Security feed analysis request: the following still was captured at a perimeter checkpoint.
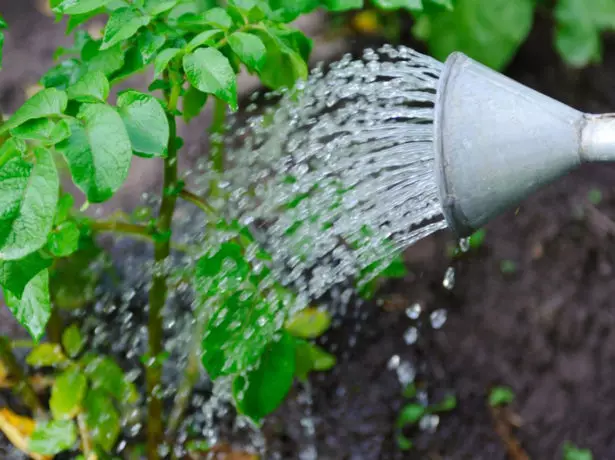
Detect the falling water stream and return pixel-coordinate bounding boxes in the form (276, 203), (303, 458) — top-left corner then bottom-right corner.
(44, 45), (452, 459)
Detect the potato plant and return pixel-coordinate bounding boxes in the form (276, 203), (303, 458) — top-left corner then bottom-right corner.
(0, 0), (415, 458)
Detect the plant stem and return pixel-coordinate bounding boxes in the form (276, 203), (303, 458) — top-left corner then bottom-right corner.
(209, 97), (227, 196)
(179, 189), (216, 217)
(77, 413), (95, 460)
(146, 78), (181, 460)
(0, 337), (45, 418)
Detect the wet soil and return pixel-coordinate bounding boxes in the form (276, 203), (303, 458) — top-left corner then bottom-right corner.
(3, 3), (615, 460)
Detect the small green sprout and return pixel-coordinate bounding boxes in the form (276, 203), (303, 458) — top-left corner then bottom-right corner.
(488, 386), (515, 407)
(563, 441), (593, 460)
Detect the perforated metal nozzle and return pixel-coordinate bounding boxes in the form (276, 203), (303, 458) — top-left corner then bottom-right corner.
(434, 52), (615, 236)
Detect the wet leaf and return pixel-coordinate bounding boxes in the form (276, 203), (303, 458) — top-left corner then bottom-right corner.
(117, 90), (169, 158)
(202, 7), (233, 29)
(54, 0), (114, 15)
(183, 85), (208, 123)
(83, 355), (138, 403)
(6, 269), (52, 341)
(50, 366), (87, 420)
(285, 307), (331, 339)
(373, 0), (422, 10)
(233, 332), (296, 422)
(10, 118), (71, 146)
(137, 30), (166, 64)
(252, 25), (311, 89)
(1, 88), (67, 133)
(101, 7), (151, 50)
(82, 42), (126, 76)
(56, 103), (132, 203)
(397, 403), (425, 428)
(29, 420), (77, 455)
(27, 343), (67, 367)
(0, 409), (50, 460)
(228, 32), (267, 72)
(67, 71), (109, 102)
(431, 394), (457, 413)
(144, 0), (179, 15)
(185, 29), (224, 53)
(154, 47), (182, 77)
(83, 388), (121, 452)
(62, 324), (84, 358)
(0, 252), (51, 299)
(0, 148), (59, 261)
(183, 47), (237, 110)
(294, 340), (335, 381)
(48, 221), (80, 257)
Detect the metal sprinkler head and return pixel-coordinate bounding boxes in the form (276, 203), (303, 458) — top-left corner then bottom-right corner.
(434, 52), (615, 236)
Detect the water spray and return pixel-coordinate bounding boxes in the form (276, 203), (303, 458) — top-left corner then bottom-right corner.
(435, 52), (615, 236)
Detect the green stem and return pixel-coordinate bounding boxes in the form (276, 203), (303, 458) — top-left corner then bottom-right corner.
(209, 97), (227, 196)
(77, 413), (95, 459)
(0, 337), (45, 418)
(146, 78), (181, 460)
(179, 189), (216, 217)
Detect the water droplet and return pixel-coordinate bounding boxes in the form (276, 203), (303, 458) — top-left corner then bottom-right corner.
(430, 309), (447, 329)
(442, 266), (455, 290)
(404, 327), (418, 345)
(388, 354), (401, 370)
(405, 303), (421, 320)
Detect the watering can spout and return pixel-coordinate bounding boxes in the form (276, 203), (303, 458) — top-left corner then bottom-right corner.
(434, 52), (615, 237)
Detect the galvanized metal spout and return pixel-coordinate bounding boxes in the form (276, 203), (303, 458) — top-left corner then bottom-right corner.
(434, 52), (615, 237)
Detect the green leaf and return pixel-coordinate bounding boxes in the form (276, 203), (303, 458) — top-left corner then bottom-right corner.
(144, 0), (179, 15)
(2, 88), (68, 133)
(233, 332), (296, 422)
(50, 366), (87, 420)
(0, 148), (59, 261)
(253, 25), (311, 89)
(554, 0), (615, 67)
(267, 0), (318, 22)
(380, 255), (408, 278)
(48, 221), (80, 257)
(202, 7), (233, 29)
(54, 0), (113, 14)
(294, 340), (335, 381)
(431, 394), (457, 413)
(154, 47), (182, 77)
(26, 342), (67, 367)
(83, 388), (121, 452)
(137, 30), (166, 64)
(0, 252), (51, 299)
(488, 386), (515, 407)
(468, 228), (486, 249)
(185, 29), (224, 53)
(228, 32), (267, 72)
(82, 42), (126, 76)
(414, 0), (534, 70)
(101, 7), (151, 50)
(56, 103), (132, 203)
(41, 59), (82, 90)
(182, 85), (208, 123)
(310, 343), (336, 371)
(0, 15), (6, 70)
(397, 403), (425, 428)
(285, 307), (331, 339)
(29, 420), (77, 455)
(10, 118), (71, 146)
(83, 355), (138, 403)
(373, 0), (422, 10)
(62, 324), (84, 358)
(116, 90), (169, 158)
(563, 442), (593, 460)
(67, 71), (109, 102)
(183, 48), (238, 110)
(322, 0), (363, 11)
(54, 194), (74, 225)
(5, 269), (51, 341)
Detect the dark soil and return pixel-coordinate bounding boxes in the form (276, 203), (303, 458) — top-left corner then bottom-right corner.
(3, 3), (615, 460)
